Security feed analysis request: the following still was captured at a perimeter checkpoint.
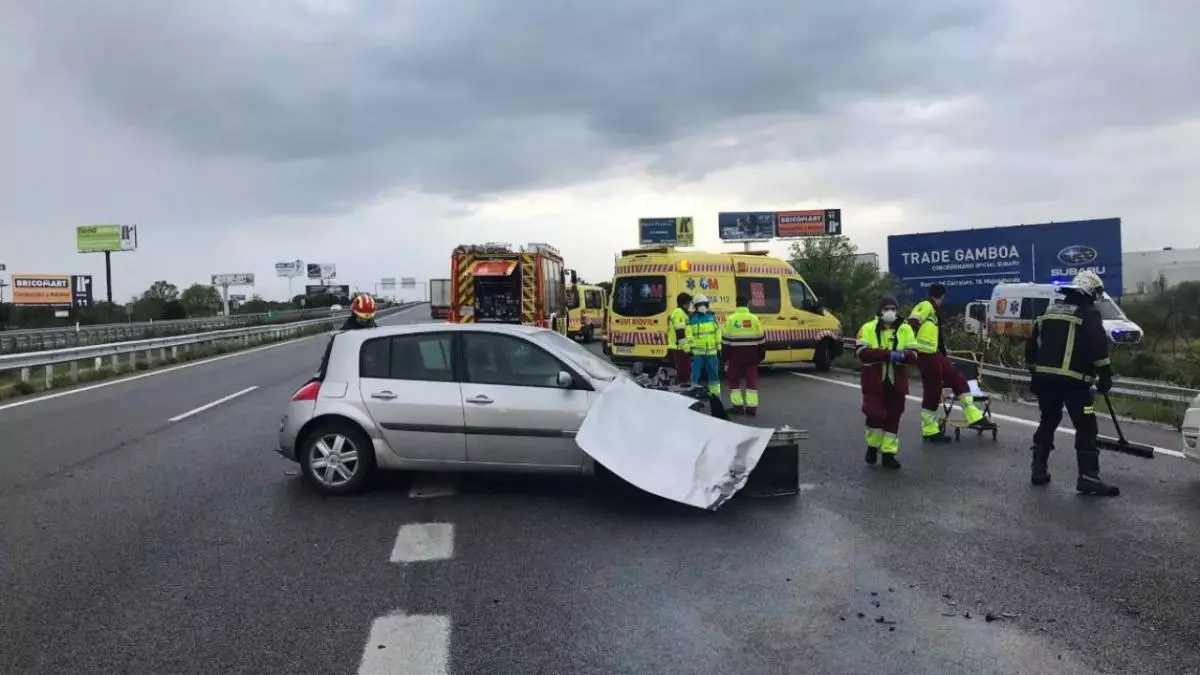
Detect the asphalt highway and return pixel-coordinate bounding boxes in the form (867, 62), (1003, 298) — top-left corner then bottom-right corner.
(2, 309), (1198, 675)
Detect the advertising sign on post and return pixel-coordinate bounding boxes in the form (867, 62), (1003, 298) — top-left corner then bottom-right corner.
(638, 217), (694, 246)
(400, 277), (417, 289)
(306, 263), (322, 279)
(12, 274), (93, 308)
(305, 284), (350, 299)
(211, 273), (255, 287)
(775, 209), (842, 238)
(718, 212), (776, 241)
(320, 263), (336, 279)
(76, 225), (137, 253)
(229, 294), (247, 302)
(275, 260), (304, 277)
(886, 218), (1123, 304)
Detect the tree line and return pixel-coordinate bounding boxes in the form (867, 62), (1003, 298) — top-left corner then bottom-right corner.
(0, 280), (351, 330)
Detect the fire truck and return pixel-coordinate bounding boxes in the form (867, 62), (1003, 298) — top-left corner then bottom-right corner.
(449, 242), (577, 331)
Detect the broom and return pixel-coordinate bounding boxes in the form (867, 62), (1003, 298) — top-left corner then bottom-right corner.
(1095, 393), (1157, 459)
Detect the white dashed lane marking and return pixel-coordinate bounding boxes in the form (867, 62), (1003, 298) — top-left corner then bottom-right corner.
(789, 371), (1188, 459)
(357, 611), (450, 675)
(167, 386), (258, 422)
(390, 522), (455, 563)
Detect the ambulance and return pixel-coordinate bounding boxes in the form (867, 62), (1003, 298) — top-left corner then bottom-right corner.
(565, 283), (607, 343)
(965, 282), (1144, 345)
(606, 246), (843, 370)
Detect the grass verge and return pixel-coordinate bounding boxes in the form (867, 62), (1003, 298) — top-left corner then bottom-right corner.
(830, 353), (1186, 428)
(0, 322), (334, 403)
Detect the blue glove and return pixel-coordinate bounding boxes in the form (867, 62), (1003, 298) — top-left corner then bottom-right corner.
(890, 351), (907, 362)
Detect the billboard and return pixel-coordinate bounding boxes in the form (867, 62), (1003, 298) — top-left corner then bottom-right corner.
(275, 260), (304, 277)
(229, 294), (247, 302)
(306, 263), (336, 279)
(776, 209), (842, 238)
(212, 273), (255, 286)
(305, 284), (350, 299)
(718, 212), (775, 241)
(887, 218), (1123, 304)
(12, 274), (94, 308)
(638, 217), (694, 246)
(77, 225), (137, 253)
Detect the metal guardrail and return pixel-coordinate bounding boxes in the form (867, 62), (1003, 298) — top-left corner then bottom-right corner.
(0, 303), (420, 389)
(839, 337), (1198, 404)
(0, 307), (347, 354)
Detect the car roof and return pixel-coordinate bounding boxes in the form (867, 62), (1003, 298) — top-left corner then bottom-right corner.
(341, 322), (548, 341)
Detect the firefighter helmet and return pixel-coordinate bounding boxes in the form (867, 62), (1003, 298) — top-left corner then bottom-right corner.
(351, 293), (377, 320)
(1070, 270), (1104, 298)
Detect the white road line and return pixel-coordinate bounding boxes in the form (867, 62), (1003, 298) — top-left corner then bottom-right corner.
(0, 303), (427, 414)
(357, 611), (450, 675)
(788, 371), (1188, 459)
(390, 522), (455, 563)
(408, 473), (459, 499)
(167, 386), (259, 422)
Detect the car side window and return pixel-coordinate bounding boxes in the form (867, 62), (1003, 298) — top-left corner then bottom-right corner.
(786, 278), (818, 311)
(735, 276), (782, 314)
(359, 334), (455, 382)
(462, 333), (567, 388)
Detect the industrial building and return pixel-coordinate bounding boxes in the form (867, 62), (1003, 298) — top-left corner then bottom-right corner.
(1122, 247), (1200, 296)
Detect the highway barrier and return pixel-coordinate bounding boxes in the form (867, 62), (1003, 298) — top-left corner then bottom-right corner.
(0, 303), (422, 393)
(839, 337), (1198, 404)
(0, 307), (353, 354)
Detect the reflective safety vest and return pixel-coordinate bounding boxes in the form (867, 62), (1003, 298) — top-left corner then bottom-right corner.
(721, 306), (764, 349)
(856, 318), (917, 385)
(668, 307), (690, 350)
(686, 313), (722, 356)
(908, 299), (941, 354)
(1027, 300), (1112, 382)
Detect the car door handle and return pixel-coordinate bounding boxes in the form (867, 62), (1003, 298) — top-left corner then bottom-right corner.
(466, 395), (493, 405)
(370, 391), (397, 400)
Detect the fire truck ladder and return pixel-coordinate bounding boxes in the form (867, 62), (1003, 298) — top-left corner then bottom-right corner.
(520, 253), (536, 325)
(455, 252), (475, 323)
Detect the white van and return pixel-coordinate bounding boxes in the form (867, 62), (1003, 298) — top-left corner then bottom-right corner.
(963, 282), (1143, 345)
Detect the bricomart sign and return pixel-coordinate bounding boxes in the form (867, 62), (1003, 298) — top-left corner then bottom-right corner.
(886, 218), (1123, 304)
(12, 274), (95, 308)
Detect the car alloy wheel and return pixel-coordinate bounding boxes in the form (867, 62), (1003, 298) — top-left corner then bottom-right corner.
(307, 432), (361, 488)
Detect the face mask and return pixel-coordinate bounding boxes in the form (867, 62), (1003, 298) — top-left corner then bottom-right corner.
(696, 306), (709, 314)
(881, 310), (897, 323)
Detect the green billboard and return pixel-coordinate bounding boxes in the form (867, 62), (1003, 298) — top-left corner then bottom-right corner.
(77, 225), (137, 253)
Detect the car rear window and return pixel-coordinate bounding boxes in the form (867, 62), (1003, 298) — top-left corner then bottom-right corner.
(613, 275), (667, 317)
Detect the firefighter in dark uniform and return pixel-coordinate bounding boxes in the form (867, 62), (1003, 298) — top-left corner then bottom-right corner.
(1025, 270), (1119, 496)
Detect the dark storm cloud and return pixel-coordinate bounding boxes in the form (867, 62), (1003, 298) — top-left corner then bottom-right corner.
(11, 0), (998, 205)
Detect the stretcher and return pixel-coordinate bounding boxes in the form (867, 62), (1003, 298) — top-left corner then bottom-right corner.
(937, 351), (999, 441)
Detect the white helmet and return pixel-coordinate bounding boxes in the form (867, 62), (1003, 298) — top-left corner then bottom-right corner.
(1070, 270), (1104, 298)
(692, 294), (710, 306)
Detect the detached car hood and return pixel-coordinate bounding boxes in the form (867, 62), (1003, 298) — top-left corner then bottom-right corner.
(575, 377), (776, 510)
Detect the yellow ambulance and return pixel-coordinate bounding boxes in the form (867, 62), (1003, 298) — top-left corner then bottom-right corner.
(606, 246), (843, 370)
(565, 283), (607, 342)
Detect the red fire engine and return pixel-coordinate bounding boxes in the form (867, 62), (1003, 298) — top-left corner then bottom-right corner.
(450, 242), (577, 329)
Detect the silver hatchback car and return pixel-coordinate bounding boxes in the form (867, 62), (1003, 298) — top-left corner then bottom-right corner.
(278, 322), (629, 495)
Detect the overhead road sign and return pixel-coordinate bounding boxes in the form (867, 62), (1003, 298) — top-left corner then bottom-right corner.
(718, 212), (775, 241)
(77, 225), (137, 253)
(380, 277), (397, 290)
(886, 217), (1123, 304)
(776, 209), (842, 237)
(400, 277), (417, 289)
(638, 217), (694, 246)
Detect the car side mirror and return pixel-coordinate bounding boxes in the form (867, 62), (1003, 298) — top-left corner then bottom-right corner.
(812, 298), (825, 314)
(556, 371), (575, 388)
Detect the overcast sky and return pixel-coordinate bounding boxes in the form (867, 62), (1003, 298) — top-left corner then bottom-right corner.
(2, 0), (1197, 301)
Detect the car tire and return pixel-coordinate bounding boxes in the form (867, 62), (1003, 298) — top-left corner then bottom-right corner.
(299, 422), (376, 495)
(813, 340), (833, 372)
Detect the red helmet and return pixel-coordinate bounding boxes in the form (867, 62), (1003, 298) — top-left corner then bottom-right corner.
(351, 293), (377, 320)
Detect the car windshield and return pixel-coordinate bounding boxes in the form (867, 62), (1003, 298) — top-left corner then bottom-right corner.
(529, 330), (622, 381)
(1095, 296), (1128, 321)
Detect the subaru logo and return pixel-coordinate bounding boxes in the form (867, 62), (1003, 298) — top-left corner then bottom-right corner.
(1057, 245), (1097, 265)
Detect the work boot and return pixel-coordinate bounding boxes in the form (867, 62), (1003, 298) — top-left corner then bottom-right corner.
(970, 417), (997, 430)
(865, 446), (878, 465)
(1030, 445), (1052, 485)
(881, 454), (901, 470)
(923, 433), (952, 443)
(728, 405), (745, 415)
(745, 407), (757, 417)
(1076, 449), (1120, 496)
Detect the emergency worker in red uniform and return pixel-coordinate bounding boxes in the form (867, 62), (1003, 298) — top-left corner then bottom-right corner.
(721, 295), (765, 415)
(857, 297), (918, 469)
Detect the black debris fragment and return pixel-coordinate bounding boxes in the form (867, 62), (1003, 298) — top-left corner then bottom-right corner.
(985, 613), (1000, 623)
(888, 588), (894, 593)
(871, 601), (881, 608)
(940, 612), (957, 617)
(889, 627), (896, 632)
(875, 617), (896, 625)
(857, 613), (865, 618)
(871, 592), (878, 597)
(964, 612), (972, 619)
